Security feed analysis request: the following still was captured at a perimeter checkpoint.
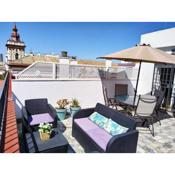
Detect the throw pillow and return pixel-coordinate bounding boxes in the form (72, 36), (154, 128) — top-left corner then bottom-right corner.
(89, 112), (108, 128)
(103, 119), (128, 136)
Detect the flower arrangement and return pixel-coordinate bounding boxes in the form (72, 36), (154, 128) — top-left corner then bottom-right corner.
(39, 122), (53, 134)
(70, 98), (80, 108)
(39, 123), (53, 141)
(56, 98), (69, 109)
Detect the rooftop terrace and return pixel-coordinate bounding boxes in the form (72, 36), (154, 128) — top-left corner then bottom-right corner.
(1, 63), (175, 153)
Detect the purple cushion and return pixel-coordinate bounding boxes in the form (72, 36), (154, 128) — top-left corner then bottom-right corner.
(74, 118), (112, 151)
(28, 113), (54, 126)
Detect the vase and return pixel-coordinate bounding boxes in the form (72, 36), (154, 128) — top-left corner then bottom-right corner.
(56, 108), (67, 120)
(70, 107), (81, 117)
(39, 132), (51, 141)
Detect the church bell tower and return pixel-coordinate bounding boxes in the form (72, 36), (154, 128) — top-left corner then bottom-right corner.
(6, 23), (26, 61)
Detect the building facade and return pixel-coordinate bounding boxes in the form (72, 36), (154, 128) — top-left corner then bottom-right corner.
(140, 27), (175, 108)
(6, 24), (25, 61)
(141, 27), (175, 54)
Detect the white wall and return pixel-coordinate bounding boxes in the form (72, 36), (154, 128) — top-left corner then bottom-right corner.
(13, 80), (105, 119)
(13, 79), (136, 119)
(141, 27), (175, 49)
(102, 79), (136, 98)
(103, 64), (154, 98)
(137, 62), (154, 95)
(13, 66), (154, 119)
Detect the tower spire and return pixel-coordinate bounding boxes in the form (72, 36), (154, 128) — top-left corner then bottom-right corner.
(11, 23), (20, 42)
(13, 23), (17, 31)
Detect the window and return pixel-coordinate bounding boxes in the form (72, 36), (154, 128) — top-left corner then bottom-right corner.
(172, 49), (175, 55)
(15, 52), (19, 60)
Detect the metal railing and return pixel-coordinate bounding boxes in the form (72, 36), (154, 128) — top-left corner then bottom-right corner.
(69, 64), (107, 79)
(16, 62), (54, 79)
(16, 61), (138, 80)
(0, 72), (9, 152)
(107, 67), (138, 80)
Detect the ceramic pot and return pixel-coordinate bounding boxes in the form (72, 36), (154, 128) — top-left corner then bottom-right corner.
(70, 107), (81, 117)
(56, 108), (67, 120)
(39, 132), (51, 141)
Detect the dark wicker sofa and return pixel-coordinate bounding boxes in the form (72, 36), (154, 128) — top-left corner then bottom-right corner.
(72, 103), (139, 153)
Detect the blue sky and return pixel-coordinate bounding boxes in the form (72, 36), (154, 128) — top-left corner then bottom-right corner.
(1, 22), (175, 60)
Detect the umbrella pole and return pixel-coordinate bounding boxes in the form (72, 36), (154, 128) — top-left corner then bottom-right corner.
(133, 60), (142, 106)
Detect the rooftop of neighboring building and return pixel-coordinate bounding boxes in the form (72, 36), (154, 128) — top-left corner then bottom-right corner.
(8, 55), (58, 65)
(7, 54), (135, 68)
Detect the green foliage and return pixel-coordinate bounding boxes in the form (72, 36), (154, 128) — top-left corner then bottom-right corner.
(70, 98), (80, 107)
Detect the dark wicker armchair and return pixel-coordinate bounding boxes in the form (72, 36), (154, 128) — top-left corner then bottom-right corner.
(22, 98), (57, 130)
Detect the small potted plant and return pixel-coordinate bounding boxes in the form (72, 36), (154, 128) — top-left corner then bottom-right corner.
(56, 98), (69, 120)
(70, 98), (81, 117)
(38, 123), (53, 141)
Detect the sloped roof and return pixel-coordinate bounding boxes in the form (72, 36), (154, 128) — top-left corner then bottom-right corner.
(8, 55), (134, 68)
(8, 55), (59, 65)
(9, 56), (108, 66)
(78, 59), (106, 66)
(77, 59), (122, 67)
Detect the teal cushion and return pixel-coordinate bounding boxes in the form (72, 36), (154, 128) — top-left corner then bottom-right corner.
(89, 112), (128, 136)
(89, 112), (108, 128)
(103, 119), (128, 136)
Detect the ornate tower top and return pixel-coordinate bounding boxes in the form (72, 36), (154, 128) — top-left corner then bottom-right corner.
(10, 23), (21, 42)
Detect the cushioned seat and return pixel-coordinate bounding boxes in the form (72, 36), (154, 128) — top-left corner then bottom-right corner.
(74, 118), (112, 151)
(28, 113), (54, 126)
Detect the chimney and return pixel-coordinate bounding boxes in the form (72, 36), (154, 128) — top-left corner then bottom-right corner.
(61, 51), (68, 58)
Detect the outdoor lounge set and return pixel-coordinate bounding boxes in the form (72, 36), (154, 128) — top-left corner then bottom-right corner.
(21, 85), (166, 153)
(21, 98), (140, 153)
(20, 79), (165, 153)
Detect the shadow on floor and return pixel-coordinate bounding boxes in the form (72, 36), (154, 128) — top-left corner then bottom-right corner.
(118, 107), (174, 127)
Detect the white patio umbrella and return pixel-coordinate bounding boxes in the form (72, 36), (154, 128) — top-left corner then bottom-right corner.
(98, 44), (175, 105)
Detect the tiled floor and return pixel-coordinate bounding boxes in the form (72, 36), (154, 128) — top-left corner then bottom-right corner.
(61, 111), (175, 153)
